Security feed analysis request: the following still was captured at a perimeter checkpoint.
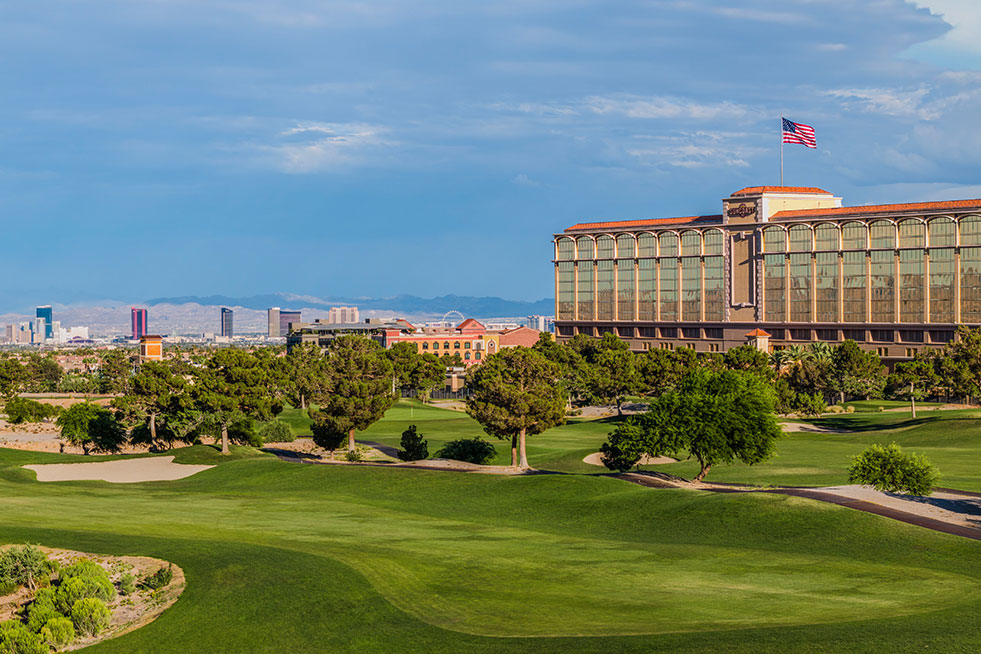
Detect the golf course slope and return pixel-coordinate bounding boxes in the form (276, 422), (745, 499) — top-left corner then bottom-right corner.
(1, 443), (980, 653)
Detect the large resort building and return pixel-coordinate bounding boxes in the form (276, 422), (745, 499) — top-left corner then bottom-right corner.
(553, 186), (981, 360)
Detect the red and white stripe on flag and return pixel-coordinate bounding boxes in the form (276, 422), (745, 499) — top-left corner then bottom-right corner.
(782, 118), (816, 149)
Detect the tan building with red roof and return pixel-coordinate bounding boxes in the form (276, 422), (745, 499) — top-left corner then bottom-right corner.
(553, 186), (981, 359)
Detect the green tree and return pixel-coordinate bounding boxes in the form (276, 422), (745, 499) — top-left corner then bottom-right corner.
(586, 347), (639, 415)
(722, 345), (773, 379)
(848, 443), (940, 495)
(98, 349), (133, 394)
(829, 340), (885, 402)
(637, 347), (700, 396)
(466, 348), (566, 469)
(24, 354), (62, 393)
(310, 335), (396, 453)
(601, 369), (782, 482)
(411, 353), (446, 403)
(56, 402), (104, 454)
(192, 349), (283, 455)
(944, 325), (981, 401)
(890, 357), (939, 418)
(114, 361), (188, 446)
(533, 333), (588, 403)
(0, 358), (26, 396)
(397, 425), (429, 461)
(87, 411), (128, 454)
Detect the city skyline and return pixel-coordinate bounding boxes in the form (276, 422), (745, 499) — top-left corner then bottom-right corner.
(1, 2), (980, 310)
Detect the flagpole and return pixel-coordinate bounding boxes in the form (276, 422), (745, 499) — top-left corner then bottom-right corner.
(780, 116), (784, 186)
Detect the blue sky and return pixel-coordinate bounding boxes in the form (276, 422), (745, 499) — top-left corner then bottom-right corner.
(1, 0), (980, 311)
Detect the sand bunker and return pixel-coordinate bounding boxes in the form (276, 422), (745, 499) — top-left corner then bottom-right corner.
(24, 455), (214, 483)
(814, 485), (981, 530)
(582, 452), (677, 466)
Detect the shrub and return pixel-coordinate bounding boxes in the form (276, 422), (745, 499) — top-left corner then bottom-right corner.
(397, 425), (428, 461)
(118, 573), (136, 596)
(848, 442), (941, 495)
(26, 599), (60, 633)
(54, 575), (114, 614)
(140, 565), (173, 591)
(70, 598), (111, 637)
(0, 578), (14, 597)
(344, 447), (364, 463)
(309, 415), (346, 458)
(826, 405), (844, 414)
(845, 405), (855, 413)
(435, 438), (497, 465)
(0, 620), (48, 654)
(3, 398), (58, 425)
(791, 392), (826, 417)
(40, 616), (74, 649)
(257, 420), (294, 444)
(0, 545), (48, 591)
(59, 560), (106, 582)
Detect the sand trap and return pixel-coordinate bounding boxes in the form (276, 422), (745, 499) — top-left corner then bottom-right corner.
(582, 452), (677, 466)
(24, 456), (214, 483)
(814, 485), (981, 530)
(780, 422), (851, 434)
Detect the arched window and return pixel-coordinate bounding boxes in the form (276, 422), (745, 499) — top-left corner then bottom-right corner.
(576, 237), (594, 260)
(556, 238), (575, 260)
(869, 221), (895, 249)
(454, 341), (461, 349)
(638, 233), (656, 257)
(658, 232), (678, 257)
(432, 342), (439, 350)
(929, 217), (956, 247)
(422, 342), (428, 350)
(961, 215), (981, 246)
(898, 220), (925, 248)
(596, 235), (615, 258)
(616, 234), (636, 258)
(762, 226), (786, 253)
(464, 342), (471, 349)
(474, 341), (483, 350)
(443, 342), (450, 349)
(464, 352), (471, 360)
(680, 230), (701, 256)
(703, 230), (723, 255)
(814, 224), (838, 250)
(789, 225), (812, 252)
(475, 352), (481, 360)
(842, 222), (867, 249)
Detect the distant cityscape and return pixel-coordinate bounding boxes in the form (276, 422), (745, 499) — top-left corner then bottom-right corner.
(0, 302), (554, 348)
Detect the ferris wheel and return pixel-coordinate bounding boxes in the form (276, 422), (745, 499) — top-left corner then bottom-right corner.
(441, 310), (465, 325)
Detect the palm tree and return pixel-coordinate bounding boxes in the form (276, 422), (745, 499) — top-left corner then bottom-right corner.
(809, 341), (834, 364)
(769, 349), (791, 374)
(785, 344), (811, 366)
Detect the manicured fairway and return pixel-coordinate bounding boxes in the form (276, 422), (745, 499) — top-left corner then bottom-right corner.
(2, 446), (981, 652)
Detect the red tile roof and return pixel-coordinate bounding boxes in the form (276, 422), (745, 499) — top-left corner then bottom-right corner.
(745, 329), (771, 337)
(564, 214), (722, 232)
(771, 198), (981, 220)
(731, 186), (831, 196)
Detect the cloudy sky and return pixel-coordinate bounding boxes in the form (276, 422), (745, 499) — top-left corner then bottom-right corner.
(1, 0), (979, 311)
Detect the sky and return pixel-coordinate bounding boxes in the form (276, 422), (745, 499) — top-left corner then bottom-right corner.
(1, 0), (980, 312)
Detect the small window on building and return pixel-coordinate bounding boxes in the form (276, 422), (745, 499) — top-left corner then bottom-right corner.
(422, 342), (428, 350)
(876, 347), (888, 357)
(464, 352), (471, 360)
(464, 342), (471, 349)
(432, 342), (439, 350)
(454, 341), (461, 349)
(929, 330), (954, 344)
(790, 329), (811, 340)
(639, 327), (657, 338)
(709, 343), (721, 352)
(597, 326), (614, 336)
(660, 327), (677, 338)
(816, 329), (838, 341)
(617, 326), (635, 338)
(905, 348), (917, 358)
(475, 352), (481, 360)
(682, 327), (700, 339)
(899, 330), (924, 343)
(557, 326), (574, 336)
(444, 342), (450, 349)
(704, 328), (723, 339)
(843, 329), (866, 342)
(871, 330), (894, 343)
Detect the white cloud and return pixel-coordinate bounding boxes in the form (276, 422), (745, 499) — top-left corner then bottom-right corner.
(825, 88), (937, 119)
(268, 122), (395, 172)
(584, 95), (751, 120)
(511, 173), (540, 186)
(712, 7), (809, 25)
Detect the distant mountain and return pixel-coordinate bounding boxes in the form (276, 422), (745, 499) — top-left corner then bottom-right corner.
(144, 293), (554, 318)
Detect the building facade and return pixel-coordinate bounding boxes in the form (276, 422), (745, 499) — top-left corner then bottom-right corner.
(553, 186), (981, 359)
(327, 306), (359, 324)
(220, 308), (234, 338)
(131, 308), (148, 340)
(139, 335), (163, 362)
(385, 318), (500, 366)
(35, 306), (53, 340)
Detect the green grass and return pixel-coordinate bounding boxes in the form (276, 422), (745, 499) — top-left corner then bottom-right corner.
(843, 399), (944, 412)
(2, 448), (980, 652)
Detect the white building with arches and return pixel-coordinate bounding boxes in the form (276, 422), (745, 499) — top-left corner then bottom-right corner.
(552, 186), (981, 359)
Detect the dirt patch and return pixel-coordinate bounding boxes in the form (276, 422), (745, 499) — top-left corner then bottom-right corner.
(24, 456), (213, 483)
(582, 452), (676, 467)
(779, 422), (852, 434)
(809, 485), (981, 531)
(0, 545), (184, 651)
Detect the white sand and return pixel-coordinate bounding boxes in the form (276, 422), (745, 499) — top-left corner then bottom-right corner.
(582, 452), (677, 466)
(24, 456), (214, 483)
(815, 485), (981, 530)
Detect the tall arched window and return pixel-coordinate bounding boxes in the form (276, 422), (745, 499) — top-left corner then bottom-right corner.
(616, 234), (636, 258)
(658, 232), (678, 256)
(842, 223), (867, 250)
(814, 224), (838, 250)
(576, 237), (594, 260)
(638, 233), (656, 258)
(898, 220), (925, 248)
(680, 230), (701, 256)
(556, 238), (575, 260)
(869, 221), (895, 249)
(703, 230), (723, 255)
(762, 226), (786, 253)
(929, 217), (956, 247)
(596, 235), (615, 259)
(961, 215), (981, 246)
(789, 225), (812, 252)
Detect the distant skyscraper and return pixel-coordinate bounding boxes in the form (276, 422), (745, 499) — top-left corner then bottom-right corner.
(132, 308), (148, 340)
(327, 306), (359, 324)
(35, 306), (53, 340)
(268, 308), (302, 337)
(220, 308), (234, 338)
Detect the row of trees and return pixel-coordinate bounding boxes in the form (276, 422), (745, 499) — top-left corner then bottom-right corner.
(0, 350), (133, 396)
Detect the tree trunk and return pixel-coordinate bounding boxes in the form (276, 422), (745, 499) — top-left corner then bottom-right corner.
(617, 401), (623, 417)
(910, 383), (916, 419)
(221, 423), (230, 455)
(693, 461), (711, 483)
(348, 428), (356, 452)
(510, 434), (518, 468)
(149, 412), (157, 441)
(518, 427), (529, 470)
(300, 394), (306, 410)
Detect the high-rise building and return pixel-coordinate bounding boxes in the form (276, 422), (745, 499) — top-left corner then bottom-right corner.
(327, 306), (359, 324)
(267, 308), (302, 337)
(220, 308), (234, 338)
(553, 185), (981, 360)
(35, 306), (53, 340)
(132, 308), (148, 340)
(139, 335), (163, 362)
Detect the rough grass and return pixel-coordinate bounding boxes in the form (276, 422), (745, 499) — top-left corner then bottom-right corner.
(2, 449), (981, 652)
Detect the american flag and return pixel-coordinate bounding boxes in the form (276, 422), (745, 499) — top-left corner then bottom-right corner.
(782, 118), (816, 149)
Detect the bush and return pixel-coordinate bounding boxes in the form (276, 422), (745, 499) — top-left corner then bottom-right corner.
(59, 560), (105, 583)
(0, 620), (48, 654)
(845, 405), (855, 413)
(40, 616), (74, 649)
(257, 420), (294, 444)
(0, 545), (48, 591)
(26, 596), (60, 633)
(826, 405), (844, 414)
(848, 442), (941, 495)
(435, 438), (497, 465)
(54, 575), (114, 614)
(344, 447), (364, 463)
(791, 392), (826, 417)
(140, 565), (172, 591)
(70, 597), (110, 637)
(397, 425), (428, 461)
(3, 398), (59, 425)
(309, 414), (347, 457)
(118, 573), (136, 596)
